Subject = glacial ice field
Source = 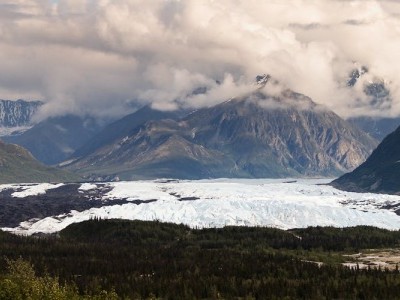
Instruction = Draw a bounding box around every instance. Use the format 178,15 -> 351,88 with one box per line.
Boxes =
2,178 -> 400,235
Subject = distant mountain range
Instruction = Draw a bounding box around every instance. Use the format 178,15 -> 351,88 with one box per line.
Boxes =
347,117 -> 400,142
3,115 -> 105,165
332,125 -> 400,195
3,72 -> 400,183
63,85 -> 377,180
0,100 -> 186,166
0,140 -> 79,183
0,99 -> 42,136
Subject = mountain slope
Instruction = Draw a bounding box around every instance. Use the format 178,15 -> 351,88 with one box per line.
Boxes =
3,115 -> 105,165
184,91 -> 376,176
71,105 -> 183,160
347,117 -> 400,141
0,99 -> 42,128
332,126 -> 400,195
65,89 -> 377,180
0,141 -> 80,183
0,99 -> 42,137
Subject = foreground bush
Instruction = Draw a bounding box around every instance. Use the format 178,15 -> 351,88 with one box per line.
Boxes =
0,258 -> 118,300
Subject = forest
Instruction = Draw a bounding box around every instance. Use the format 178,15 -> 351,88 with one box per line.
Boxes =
2,219 -> 400,299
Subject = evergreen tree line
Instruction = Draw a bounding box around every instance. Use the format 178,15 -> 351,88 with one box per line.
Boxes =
1,219 -> 400,299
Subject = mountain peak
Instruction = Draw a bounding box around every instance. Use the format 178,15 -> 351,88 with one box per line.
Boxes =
64,87 -> 378,180
255,74 -> 271,87
347,65 -> 368,87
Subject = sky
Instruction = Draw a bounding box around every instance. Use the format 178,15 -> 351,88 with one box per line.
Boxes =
0,0 -> 400,119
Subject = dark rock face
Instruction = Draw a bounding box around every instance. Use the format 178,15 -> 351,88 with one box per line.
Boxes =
65,90 -> 377,180
332,126 -> 400,195
346,66 -> 390,110
0,99 -> 42,127
347,66 -> 368,87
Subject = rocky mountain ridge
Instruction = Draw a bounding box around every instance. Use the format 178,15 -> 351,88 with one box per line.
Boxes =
0,99 -> 42,129
64,87 -> 378,180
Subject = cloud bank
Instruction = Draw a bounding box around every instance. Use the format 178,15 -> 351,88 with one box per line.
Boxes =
0,0 -> 400,119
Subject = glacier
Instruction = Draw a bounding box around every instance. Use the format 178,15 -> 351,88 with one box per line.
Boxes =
1,183 -> 64,198
3,178 -> 400,235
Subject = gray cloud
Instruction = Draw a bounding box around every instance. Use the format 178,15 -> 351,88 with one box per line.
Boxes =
0,0 -> 400,120
289,23 -> 329,30
343,19 -> 370,26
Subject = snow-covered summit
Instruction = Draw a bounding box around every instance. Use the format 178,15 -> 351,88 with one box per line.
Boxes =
255,74 -> 271,86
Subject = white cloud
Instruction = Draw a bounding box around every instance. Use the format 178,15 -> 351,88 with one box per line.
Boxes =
0,0 -> 399,119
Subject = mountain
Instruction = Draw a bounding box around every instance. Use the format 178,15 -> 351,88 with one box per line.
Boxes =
0,140 -> 80,183
331,126 -> 400,195
346,66 -> 391,109
64,88 -> 378,180
347,117 -> 400,141
345,66 -> 400,141
70,105 -> 184,160
3,115 -> 105,165
0,99 -> 42,136
0,99 -> 42,127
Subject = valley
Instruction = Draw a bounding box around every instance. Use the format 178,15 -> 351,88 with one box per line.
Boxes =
2,1 -> 400,298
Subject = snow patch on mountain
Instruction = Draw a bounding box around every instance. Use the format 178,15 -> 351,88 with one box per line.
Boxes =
0,100 -> 42,128
0,126 -> 33,137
